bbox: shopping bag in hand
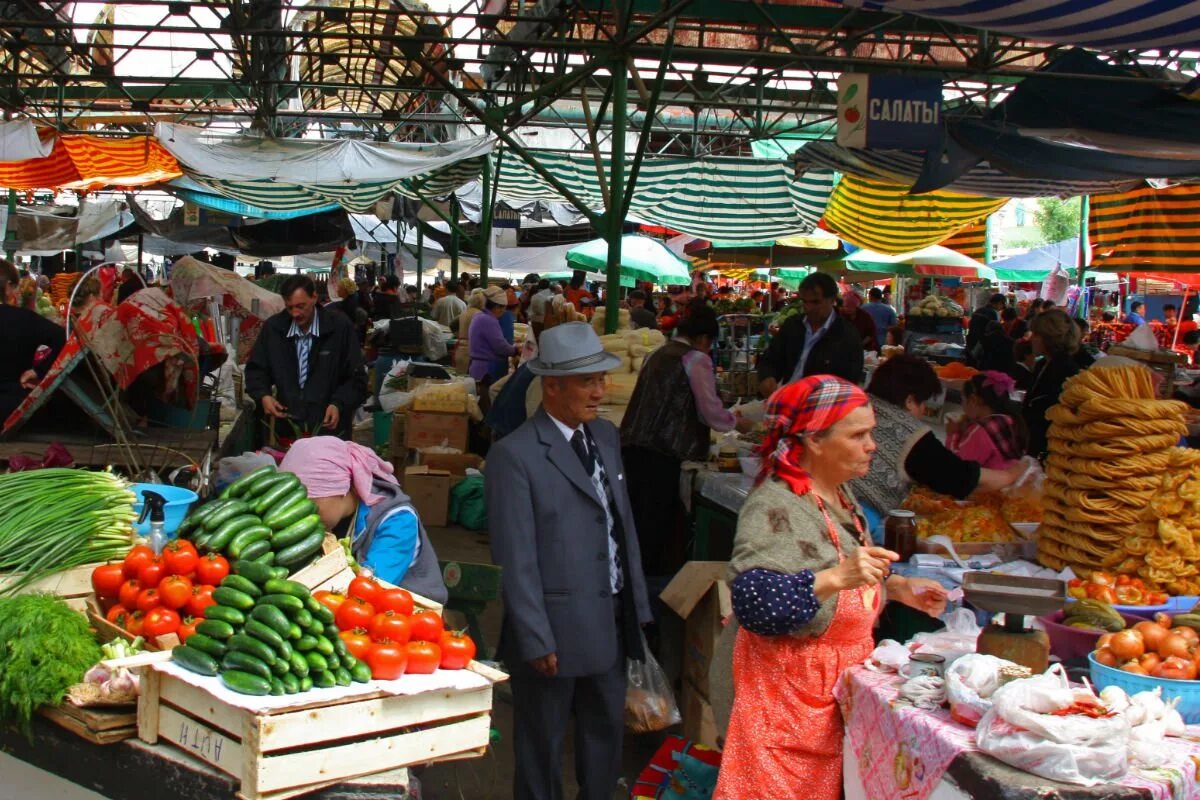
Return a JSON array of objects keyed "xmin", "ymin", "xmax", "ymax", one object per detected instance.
[{"xmin": 625, "ymin": 631, "xmax": 681, "ymax": 733}]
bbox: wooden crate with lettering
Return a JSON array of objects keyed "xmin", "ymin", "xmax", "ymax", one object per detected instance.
[{"xmin": 138, "ymin": 660, "xmax": 505, "ymax": 800}]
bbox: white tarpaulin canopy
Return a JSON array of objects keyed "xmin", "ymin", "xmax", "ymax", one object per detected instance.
[
  {"xmin": 0, "ymin": 120, "xmax": 53, "ymax": 161},
  {"xmin": 156, "ymin": 123, "xmax": 495, "ymax": 185},
  {"xmin": 14, "ymin": 200, "xmax": 134, "ymax": 256}
]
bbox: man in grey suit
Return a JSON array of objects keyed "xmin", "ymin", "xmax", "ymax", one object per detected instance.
[{"xmin": 486, "ymin": 322, "xmax": 654, "ymax": 800}]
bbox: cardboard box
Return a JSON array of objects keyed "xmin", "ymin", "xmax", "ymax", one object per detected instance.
[
  {"xmin": 388, "ymin": 411, "xmax": 409, "ymax": 473},
  {"xmin": 680, "ymin": 678, "xmax": 719, "ymax": 749},
  {"xmin": 404, "ymin": 465, "xmax": 453, "ymax": 527},
  {"xmin": 418, "ymin": 449, "xmax": 484, "ymax": 475},
  {"xmin": 411, "ymin": 380, "xmax": 470, "ymax": 413},
  {"xmin": 660, "ymin": 561, "xmax": 731, "ymax": 700},
  {"xmin": 405, "ymin": 410, "xmax": 469, "ymax": 452}
]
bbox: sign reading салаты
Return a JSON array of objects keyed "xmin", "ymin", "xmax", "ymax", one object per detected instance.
[{"xmin": 836, "ymin": 73, "xmax": 943, "ymax": 150}]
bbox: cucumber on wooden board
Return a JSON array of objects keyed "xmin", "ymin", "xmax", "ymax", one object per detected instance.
[{"xmin": 221, "ymin": 670, "xmax": 272, "ymax": 696}]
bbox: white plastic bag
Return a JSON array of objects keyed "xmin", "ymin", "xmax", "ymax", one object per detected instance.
[
  {"xmin": 214, "ymin": 452, "xmax": 276, "ymax": 494},
  {"xmin": 864, "ymin": 639, "xmax": 911, "ymax": 673},
  {"xmin": 1040, "ymin": 267, "xmax": 1069, "ymax": 306},
  {"xmin": 975, "ymin": 666, "xmax": 1129, "ymax": 786},
  {"xmin": 910, "ymin": 608, "xmax": 980, "ymax": 663},
  {"xmin": 945, "ymin": 654, "xmax": 1015, "ymax": 727},
  {"xmin": 624, "ymin": 632, "xmax": 681, "ymax": 733}
]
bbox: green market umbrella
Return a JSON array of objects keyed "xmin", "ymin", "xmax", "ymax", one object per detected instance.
[
  {"xmin": 819, "ymin": 244, "xmax": 998, "ymax": 283},
  {"xmin": 566, "ymin": 234, "xmax": 692, "ymax": 286}
]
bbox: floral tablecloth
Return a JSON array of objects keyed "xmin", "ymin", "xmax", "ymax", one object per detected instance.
[{"xmin": 837, "ymin": 665, "xmax": 1200, "ymax": 800}]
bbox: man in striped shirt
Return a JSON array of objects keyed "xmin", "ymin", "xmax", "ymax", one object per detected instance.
[{"xmin": 246, "ymin": 274, "xmax": 367, "ymax": 440}]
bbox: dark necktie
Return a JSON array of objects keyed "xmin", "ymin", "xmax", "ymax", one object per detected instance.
[
  {"xmin": 570, "ymin": 429, "xmax": 622, "ymax": 593},
  {"xmin": 570, "ymin": 429, "xmax": 594, "ymax": 473}
]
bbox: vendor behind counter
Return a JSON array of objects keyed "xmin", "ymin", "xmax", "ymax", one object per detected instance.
[
  {"xmin": 280, "ymin": 437, "xmax": 448, "ymax": 604},
  {"xmin": 620, "ymin": 302, "xmax": 754, "ymax": 576},
  {"xmin": 850, "ymin": 355, "xmax": 1023, "ymax": 534},
  {"xmin": 0, "ymin": 259, "xmax": 65, "ymax": 423}
]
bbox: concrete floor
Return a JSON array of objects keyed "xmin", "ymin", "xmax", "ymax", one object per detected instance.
[{"xmin": 416, "ymin": 524, "xmax": 674, "ymax": 800}]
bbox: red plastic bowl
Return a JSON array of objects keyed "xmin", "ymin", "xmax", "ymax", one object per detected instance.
[{"xmin": 1039, "ymin": 610, "xmax": 1147, "ymax": 664}]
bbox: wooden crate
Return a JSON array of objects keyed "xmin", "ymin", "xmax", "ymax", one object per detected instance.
[
  {"xmin": 290, "ymin": 535, "xmax": 444, "ymax": 614},
  {"xmin": 138, "ymin": 661, "xmax": 504, "ymax": 800},
  {"xmin": 311, "ymin": 564, "xmax": 443, "ymax": 614},
  {"xmin": 288, "ymin": 534, "xmax": 348, "ymax": 592},
  {"xmin": 87, "ymin": 598, "xmax": 181, "ymax": 651},
  {"xmin": 0, "ymin": 562, "xmax": 104, "ymax": 611},
  {"xmin": 39, "ymin": 702, "xmax": 138, "ymax": 745}
]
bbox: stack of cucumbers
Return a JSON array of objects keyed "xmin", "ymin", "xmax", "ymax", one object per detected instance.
[
  {"xmin": 177, "ymin": 465, "xmax": 325, "ymax": 574},
  {"xmin": 172, "ymin": 559, "xmax": 372, "ymax": 695}
]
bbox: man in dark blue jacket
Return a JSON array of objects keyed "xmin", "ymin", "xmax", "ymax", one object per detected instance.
[{"xmin": 245, "ymin": 274, "xmax": 367, "ymax": 440}]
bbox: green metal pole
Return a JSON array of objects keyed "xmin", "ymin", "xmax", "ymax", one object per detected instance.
[
  {"xmin": 394, "ymin": 216, "xmax": 403, "ymax": 287},
  {"xmin": 450, "ymin": 196, "xmax": 460, "ymax": 281},
  {"xmin": 416, "ymin": 221, "xmax": 423, "ymax": 294},
  {"xmin": 1077, "ymin": 195, "xmax": 1089, "ymax": 289},
  {"xmin": 4, "ymin": 189, "xmax": 16, "ymax": 261},
  {"xmin": 983, "ymin": 213, "xmax": 992, "ymax": 266},
  {"xmin": 479, "ymin": 157, "xmax": 493, "ymax": 284},
  {"xmin": 605, "ymin": 58, "xmax": 627, "ymax": 335}
]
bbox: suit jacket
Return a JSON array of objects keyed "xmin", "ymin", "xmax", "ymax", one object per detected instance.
[
  {"xmin": 756, "ymin": 313, "xmax": 865, "ymax": 386},
  {"xmin": 486, "ymin": 408, "xmax": 653, "ymax": 678},
  {"xmin": 244, "ymin": 305, "xmax": 367, "ymax": 438}
]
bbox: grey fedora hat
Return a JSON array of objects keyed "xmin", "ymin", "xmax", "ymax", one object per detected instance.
[{"xmin": 528, "ymin": 322, "xmax": 623, "ymax": 376}]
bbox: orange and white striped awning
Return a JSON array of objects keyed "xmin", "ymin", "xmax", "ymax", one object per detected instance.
[{"xmin": 0, "ymin": 135, "xmax": 181, "ymax": 191}]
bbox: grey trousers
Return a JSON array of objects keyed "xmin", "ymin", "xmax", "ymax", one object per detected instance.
[{"xmin": 509, "ymin": 656, "xmax": 626, "ymax": 800}]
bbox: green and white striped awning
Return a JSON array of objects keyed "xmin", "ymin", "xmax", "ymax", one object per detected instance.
[
  {"xmin": 496, "ymin": 152, "xmax": 834, "ymax": 242},
  {"xmin": 176, "ymin": 149, "xmax": 835, "ymax": 238},
  {"xmin": 180, "ymin": 157, "xmax": 485, "ymax": 214}
]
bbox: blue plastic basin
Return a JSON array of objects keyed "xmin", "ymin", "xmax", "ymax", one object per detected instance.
[
  {"xmin": 1089, "ymin": 652, "xmax": 1200, "ymax": 723},
  {"xmin": 130, "ymin": 483, "xmax": 199, "ymax": 537}
]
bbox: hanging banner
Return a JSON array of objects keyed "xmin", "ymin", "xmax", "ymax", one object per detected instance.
[{"xmin": 837, "ymin": 74, "xmax": 942, "ymax": 150}]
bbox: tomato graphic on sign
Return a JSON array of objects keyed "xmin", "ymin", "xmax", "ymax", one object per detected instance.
[{"xmin": 838, "ymin": 77, "xmax": 867, "ymax": 146}]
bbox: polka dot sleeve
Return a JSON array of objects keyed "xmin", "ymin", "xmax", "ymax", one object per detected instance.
[{"xmin": 730, "ymin": 568, "xmax": 820, "ymax": 636}]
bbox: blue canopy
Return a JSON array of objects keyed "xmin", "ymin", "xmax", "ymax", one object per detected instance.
[
  {"xmin": 843, "ymin": 1, "xmax": 1200, "ymax": 50},
  {"xmin": 990, "ymin": 239, "xmax": 1080, "ymax": 282},
  {"xmin": 913, "ymin": 50, "xmax": 1200, "ymax": 193}
]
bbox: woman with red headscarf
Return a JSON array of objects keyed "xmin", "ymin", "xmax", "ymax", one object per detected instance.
[{"xmin": 710, "ymin": 376, "xmax": 947, "ymax": 800}]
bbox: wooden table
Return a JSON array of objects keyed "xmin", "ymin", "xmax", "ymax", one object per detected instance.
[{"xmin": 0, "ymin": 715, "xmax": 419, "ymax": 800}]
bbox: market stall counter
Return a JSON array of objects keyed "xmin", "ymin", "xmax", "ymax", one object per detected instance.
[
  {"xmin": 688, "ymin": 468, "xmax": 752, "ymax": 561},
  {"xmin": 840, "ymin": 666, "xmax": 1194, "ymax": 800},
  {"xmin": 0, "ymin": 716, "xmax": 419, "ymax": 800}
]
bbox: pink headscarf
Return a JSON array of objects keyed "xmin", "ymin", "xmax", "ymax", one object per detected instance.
[{"xmin": 279, "ymin": 437, "xmax": 397, "ymax": 506}]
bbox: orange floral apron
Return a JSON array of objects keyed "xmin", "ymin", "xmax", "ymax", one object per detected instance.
[{"xmin": 714, "ymin": 495, "xmax": 881, "ymax": 800}]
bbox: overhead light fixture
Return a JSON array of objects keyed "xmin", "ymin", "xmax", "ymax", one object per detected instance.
[{"xmin": 320, "ymin": 52, "xmax": 340, "ymax": 66}]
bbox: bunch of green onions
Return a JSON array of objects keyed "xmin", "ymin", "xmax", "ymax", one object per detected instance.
[{"xmin": 0, "ymin": 469, "xmax": 137, "ymax": 595}]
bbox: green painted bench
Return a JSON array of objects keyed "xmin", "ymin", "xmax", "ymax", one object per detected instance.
[{"xmin": 439, "ymin": 560, "xmax": 502, "ymax": 659}]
